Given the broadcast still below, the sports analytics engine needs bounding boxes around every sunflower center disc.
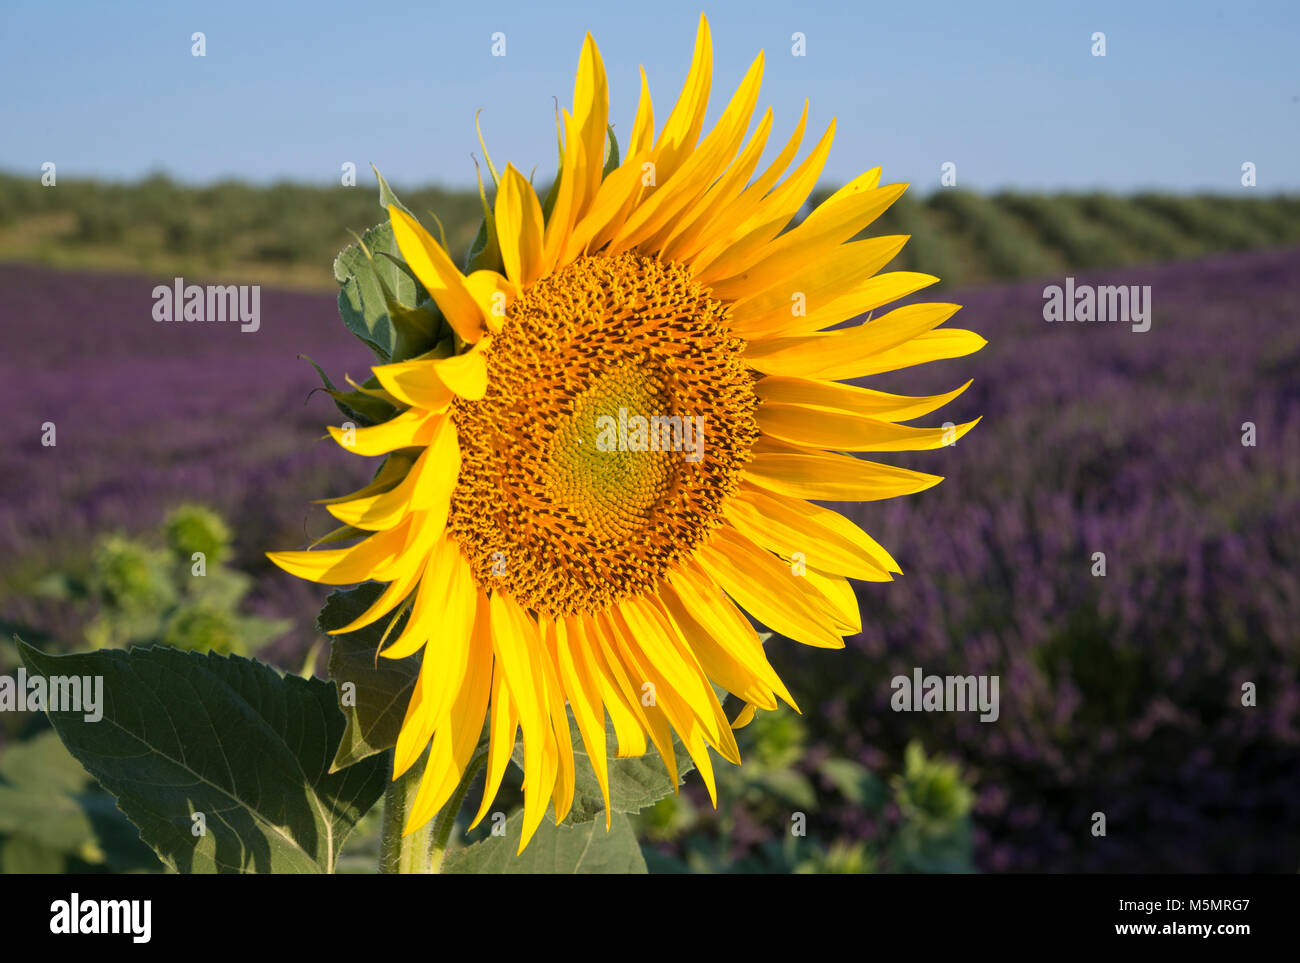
[448,252,758,619]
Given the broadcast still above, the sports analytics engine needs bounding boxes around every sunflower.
[270,13,983,853]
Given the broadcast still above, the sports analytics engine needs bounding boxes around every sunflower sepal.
[310,524,371,549]
[384,296,445,364]
[366,166,459,358]
[601,122,621,179]
[334,218,450,364]
[299,354,398,427]
[463,215,504,275]
[370,163,414,220]
[540,158,562,224]
[540,122,619,225]
[464,150,506,274]
[353,225,449,362]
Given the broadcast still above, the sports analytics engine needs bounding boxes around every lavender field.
[829,247,1300,872]
[3,247,1298,872]
[0,264,375,662]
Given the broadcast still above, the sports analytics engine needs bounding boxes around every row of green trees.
[3,170,1296,287]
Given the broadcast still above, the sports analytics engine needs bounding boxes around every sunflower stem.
[378,749,434,874]
[427,747,489,873]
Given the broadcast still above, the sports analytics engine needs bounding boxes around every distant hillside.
[1,171,1296,290]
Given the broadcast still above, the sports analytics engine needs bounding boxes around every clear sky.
[3,0,1296,193]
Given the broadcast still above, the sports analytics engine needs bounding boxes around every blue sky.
[3,0,1296,193]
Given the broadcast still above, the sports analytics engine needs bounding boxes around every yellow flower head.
[270,14,984,853]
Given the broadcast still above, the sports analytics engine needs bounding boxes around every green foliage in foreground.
[17,641,387,873]
[2,577,975,874]
[33,504,288,655]
[0,728,158,873]
[637,712,974,874]
[0,504,295,872]
[2,170,1296,289]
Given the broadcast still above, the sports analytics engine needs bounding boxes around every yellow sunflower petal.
[753,376,974,424]
[495,164,545,288]
[609,50,764,255]
[731,703,757,729]
[743,271,942,341]
[655,106,774,259]
[371,363,452,412]
[695,527,847,649]
[743,448,944,502]
[748,487,903,575]
[559,149,653,263]
[393,674,434,780]
[372,342,490,410]
[681,728,719,807]
[605,610,727,789]
[266,519,410,586]
[657,581,780,711]
[571,33,609,214]
[554,616,611,826]
[537,622,577,823]
[591,612,676,784]
[404,617,492,830]
[379,535,470,663]
[327,416,459,530]
[414,544,478,721]
[463,271,516,335]
[469,658,520,830]
[743,302,962,379]
[666,560,798,709]
[541,110,588,276]
[626,66,656,158]
[669,99,808,263]
[327,403,439,456]
[616,596,728,750]
[848,327,988,376]
[702,175,907,294]
[577,615,648,758]
[324,509,447,635]
[798,566,861,633]
[724,234,902,325]
[388,205,486,343]
[758,405,982,452]
[688,117,836,276]
[652,12,713,184]
[723,489,892,583]
[489,592,557,852]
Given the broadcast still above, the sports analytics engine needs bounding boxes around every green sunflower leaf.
[317,582,419,772]
[16,638,387,874]
[442,809,647,874]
